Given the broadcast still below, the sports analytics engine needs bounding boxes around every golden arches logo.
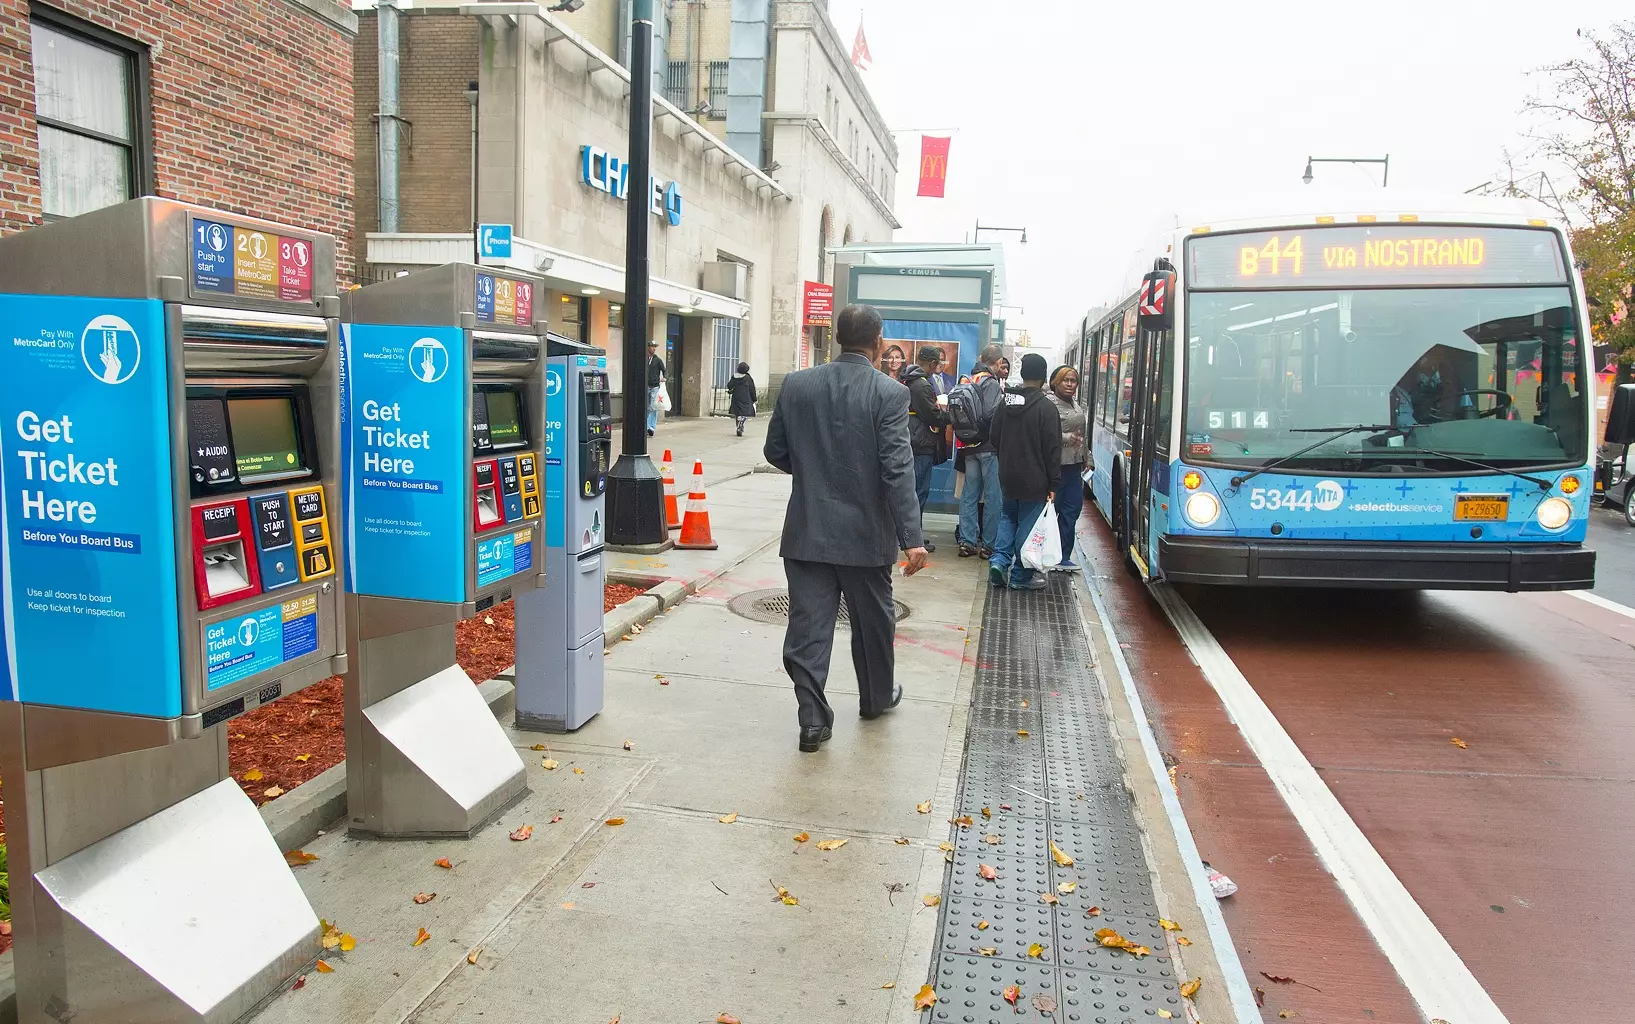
[921,154,947,178]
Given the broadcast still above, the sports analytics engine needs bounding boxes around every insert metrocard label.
[190,217,315,302]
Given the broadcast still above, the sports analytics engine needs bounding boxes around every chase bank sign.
[579,145,684,227]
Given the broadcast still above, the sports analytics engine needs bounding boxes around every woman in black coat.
[727,361,757,436]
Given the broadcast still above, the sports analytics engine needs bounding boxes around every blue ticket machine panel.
[0,197,346,726]
[341,264,546,614]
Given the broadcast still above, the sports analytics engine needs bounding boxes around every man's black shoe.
[924,540,937,553]
[861,685,904,719]
[799,725,832,752]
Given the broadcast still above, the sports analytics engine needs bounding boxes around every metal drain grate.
[727,588,909,627]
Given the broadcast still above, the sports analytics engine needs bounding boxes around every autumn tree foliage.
[1526,23,1635,368]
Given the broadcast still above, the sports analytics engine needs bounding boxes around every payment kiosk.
[339,263,539,836]
[0,198,344,1023]
[515,337,611,731]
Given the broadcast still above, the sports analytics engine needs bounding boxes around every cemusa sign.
[579,145,684,227]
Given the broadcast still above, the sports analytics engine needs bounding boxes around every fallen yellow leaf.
[434,857,453,869]
[815,838,847,851]
[295,753,312,763]
[1094,927,1149,956]
[978,946,998,956]
[772,882,799,906]
[938,841,954,852]
[1086,905,1102,916]
[315,960,334,973]
[716,1015,741,1024]
[339,933,357,952]
[1128,945,1152,957]
[922,893,940,907]
[916,800,931,814]
[1039,892,1060,905]
[320,920,342,950]
[1002,984,1021,1005]
[1177,936,1193,946]
[1049,841,1074,867]
[572,767,585,775]
[1279,1011,1298,1020]
[511,824,534,840]
[1180,977,1202,998]
[284,850,319,867]
[981,806,991,818]
[894,837,910,845]
[530,743,547,751]
[953,815,974,828]
[244,769,264,782]
[719,812,738,824]
[1020,699,1028,708]
[1027,942,1046,959]
[263,786,286,799]
[483,615,494,625]
[467,949,482,965]
[914,984,938,1010]
[976,919,990,930]
[623,740,634,750]
[603,818,625,827]
[1451,737,1469,749]
[1159,918,1182,931]
[413,892,436,904]
[1017,729,1030,737]
[542,758,559,770]
[978,863,997,880]
[412,927,431,948]
[881,981,895,989]
[984,833,1001,845]
[793,832,809,843]
[1158,1011,1174,1019]
[1057,881,1077,894]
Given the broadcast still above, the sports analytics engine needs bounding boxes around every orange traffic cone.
[662,450,682,531]
[675,460,718,550]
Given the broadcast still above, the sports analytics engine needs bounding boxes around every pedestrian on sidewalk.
[1046,364,1087,571]
[901,345,950,552]
[987,353,1061,591]
[949,344,1007,559]
[764,303,929,753]
[646,339,666,437]
[727,361,757,436]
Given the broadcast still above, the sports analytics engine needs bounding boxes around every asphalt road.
[1589,502,1635,607]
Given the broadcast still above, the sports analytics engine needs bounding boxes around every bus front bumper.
[1157,536,1595,592]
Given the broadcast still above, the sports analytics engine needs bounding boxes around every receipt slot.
[515,338,611,731]
[0,198,345,1023]
[339,263,542,836]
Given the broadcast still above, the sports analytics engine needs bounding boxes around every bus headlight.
[1185,491,1221,526]
[1536,496,1572,531]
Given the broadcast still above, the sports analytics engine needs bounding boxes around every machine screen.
[229,397,303,479]
[486,388,524,447]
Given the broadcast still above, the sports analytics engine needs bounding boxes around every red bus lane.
[1080,517,1635,1022]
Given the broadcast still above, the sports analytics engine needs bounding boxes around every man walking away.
[728,361,757,436]
[646,339,666,437]
[765,304,929,752]
[948,344,1007,559]
[901,345,949,552]
[988,353,1061,591]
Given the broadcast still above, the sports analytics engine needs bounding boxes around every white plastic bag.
[655,386,672,412]
[1019,500,1062,571]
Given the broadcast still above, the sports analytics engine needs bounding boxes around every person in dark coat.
[900,345,949,551]
[727,361,757,436]
[987,352,1062,590]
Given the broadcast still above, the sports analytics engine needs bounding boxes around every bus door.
[1131,266,1178,576]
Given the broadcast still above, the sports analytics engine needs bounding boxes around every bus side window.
[1154,329,1174,456]
[1100,325,1119,428]
[1083,327,1099,423]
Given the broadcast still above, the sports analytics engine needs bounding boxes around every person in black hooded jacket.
[986,352,1061,590]
[727,362,757,435]
[900,346,949,549]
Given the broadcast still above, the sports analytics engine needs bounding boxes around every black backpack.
[948,373,1003,444]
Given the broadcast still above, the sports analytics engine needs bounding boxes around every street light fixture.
[1303,154,1389,186]
[974,221,1027,244]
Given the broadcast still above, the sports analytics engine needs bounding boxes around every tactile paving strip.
[924,573,1181,1021]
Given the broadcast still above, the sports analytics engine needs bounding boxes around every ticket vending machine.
[340,263,541,836]
[0,198,345,1023]
[515,337,611,731]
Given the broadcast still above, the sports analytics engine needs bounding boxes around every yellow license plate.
[1454,496,1509,521]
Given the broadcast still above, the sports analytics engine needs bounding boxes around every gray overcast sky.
[826,0,1629,358]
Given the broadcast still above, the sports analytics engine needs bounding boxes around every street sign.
[478,223,513,259]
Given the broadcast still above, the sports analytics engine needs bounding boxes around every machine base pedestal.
[18,779,318,1024]
[349,664,528,839]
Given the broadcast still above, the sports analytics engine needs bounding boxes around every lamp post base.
[606,453,672,551]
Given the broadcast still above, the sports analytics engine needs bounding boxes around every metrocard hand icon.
[420,345,437,382]
[100,330,122,383]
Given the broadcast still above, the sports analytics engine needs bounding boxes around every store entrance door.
[666,314,685,413]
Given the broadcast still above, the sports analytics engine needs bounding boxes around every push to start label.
[0,293,182,716]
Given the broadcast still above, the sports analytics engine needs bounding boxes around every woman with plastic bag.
[1045,365,1086,571]
[986,353,1062,590]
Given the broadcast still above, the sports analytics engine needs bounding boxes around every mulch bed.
[1,776,9,953]
[228,583,648,811]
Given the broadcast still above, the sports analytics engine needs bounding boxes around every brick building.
[0,0,358,278]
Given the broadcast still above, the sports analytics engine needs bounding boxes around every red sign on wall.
[917,136,951,198]
[803,281,834,327]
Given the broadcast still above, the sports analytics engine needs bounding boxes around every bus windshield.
[1183,286,1587,471]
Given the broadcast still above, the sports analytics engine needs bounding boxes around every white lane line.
[1150,583,1510,1024]
[1566,589,1635,622]
[1081,576,1265,1023]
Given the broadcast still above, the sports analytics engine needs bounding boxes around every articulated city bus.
[1067,193,1596,590]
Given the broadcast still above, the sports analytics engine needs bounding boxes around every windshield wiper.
[1342,446,1553,491]
[1227,424,1394,489]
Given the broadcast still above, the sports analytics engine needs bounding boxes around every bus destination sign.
[1188,224,1567,289]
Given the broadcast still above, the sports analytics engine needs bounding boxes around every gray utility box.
[515,336,611,732]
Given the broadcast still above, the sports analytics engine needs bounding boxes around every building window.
[712,318,742,389]
[707,61,728,119]
[665,60,689,108]
[30,11,149,219]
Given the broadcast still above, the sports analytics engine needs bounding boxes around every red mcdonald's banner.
[917,136,951,198]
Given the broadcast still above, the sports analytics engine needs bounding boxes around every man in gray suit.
[765,304,929,752]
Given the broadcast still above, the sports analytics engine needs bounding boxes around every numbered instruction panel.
[0,293,183,716]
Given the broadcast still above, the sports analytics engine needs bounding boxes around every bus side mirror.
[1607,383,1635,445]
[1137,270,1175,333]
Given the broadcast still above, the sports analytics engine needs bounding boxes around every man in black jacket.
[987,352,1062,590]
[900,345,949,551]
[645,339,666,436]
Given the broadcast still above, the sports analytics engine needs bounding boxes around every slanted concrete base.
[605,538,673,554]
